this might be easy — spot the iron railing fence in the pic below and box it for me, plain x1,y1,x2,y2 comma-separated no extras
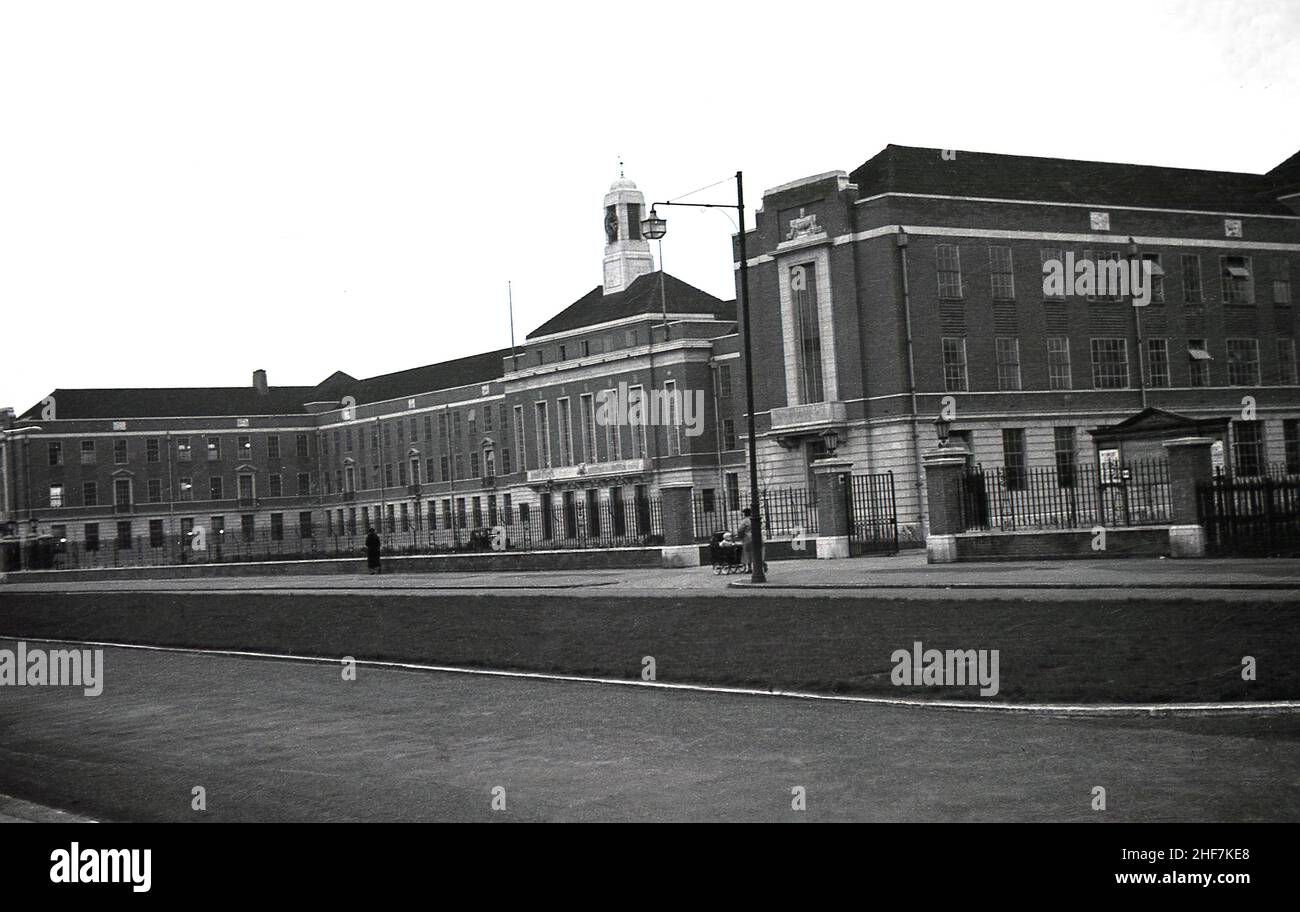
692,487,818,543
1198,473,1300,556
961,459,1171,531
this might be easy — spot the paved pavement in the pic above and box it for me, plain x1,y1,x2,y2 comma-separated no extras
3,554,1299,600
1,644,1295,822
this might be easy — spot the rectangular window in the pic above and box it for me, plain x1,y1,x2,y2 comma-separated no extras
995,338,1021,391
176,437,191,461
501,448,511,474
149,519,165,549
1221,256,1254,305
48,441,62,466
512,406,527,470
296,434,309,458
241,514,255,542
267,435,281,459
114,438,128,464
385,464,394,487
718,363,733,397
1278,338,1298,385
85,523,99,551
178,478,192,502
664,380,683,457
1041,248,1065,301
297,473,310,496
503,494,513,525
1273,258,1292,304
989,246,1015,300
1146,338,1170,388
791,263,825,403
1090,338,1129,389
628,386,648,459
1232,421,1265,477
83,481,98,506
442,499,452,530
209,477,223,500
942,338,968,392
146,438,159,463
148,478,162,503
49,483,64,508
271,513,284,541
237,435,252,458
439,456,449,482
534,402,552,469
1284,419,1300,474
1188,339,1211,387
469,451,480,477
1002,428,1027,491
114,478,132,509
579,393,597,463
117,521,132,549
1182,254,1202,304
1141,253,1165,304
472,497,482,527
80,440,96,464
603,390,623,461
453,455,463,480
723,419,737,451
1226,338,1260,386
299,511,313,539
1047,337,1072,390
556,398,573,466
269,474,282,497
1053,427,1077,488
937,244,963,299
206,436,220,460
725,472,741,511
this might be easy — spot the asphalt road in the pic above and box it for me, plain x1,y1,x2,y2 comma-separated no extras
1,642,1296,822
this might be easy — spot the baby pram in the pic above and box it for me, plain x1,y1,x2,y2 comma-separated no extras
709,531,745,575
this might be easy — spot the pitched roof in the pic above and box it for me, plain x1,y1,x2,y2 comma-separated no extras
526,271,736,339
849,144,1296,216
19,386,317,420
337,348,513,405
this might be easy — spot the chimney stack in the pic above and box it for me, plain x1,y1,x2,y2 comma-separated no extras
253,369,268,395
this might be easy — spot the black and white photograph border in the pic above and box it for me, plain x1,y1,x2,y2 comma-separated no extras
0,0,1297,853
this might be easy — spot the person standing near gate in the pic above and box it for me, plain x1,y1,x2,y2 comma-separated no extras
365,527,382,575
735,508,755,573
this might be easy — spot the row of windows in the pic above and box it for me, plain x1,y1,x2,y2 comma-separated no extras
62,513,316,550
322,494,527,536
48,473,313,508
934,245,1292,306
534,330,642,367
942,336,1298,392
323,407,502,458
322,447,514,495
47,434,311,467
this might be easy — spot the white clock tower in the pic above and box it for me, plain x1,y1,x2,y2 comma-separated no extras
602,176,655,295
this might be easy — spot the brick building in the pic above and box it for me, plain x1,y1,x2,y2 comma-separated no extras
4,147,1300,553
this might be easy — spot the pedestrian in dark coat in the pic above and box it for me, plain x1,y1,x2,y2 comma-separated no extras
365,528,381,574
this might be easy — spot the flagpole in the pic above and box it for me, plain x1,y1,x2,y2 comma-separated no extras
508,281,518,371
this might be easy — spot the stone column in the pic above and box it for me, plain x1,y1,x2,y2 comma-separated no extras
812,458,854,559
659,483,699,567
1162,436,1214,558
922,447,971,564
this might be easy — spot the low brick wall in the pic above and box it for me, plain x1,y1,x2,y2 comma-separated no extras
5,547,663,583
952,526,1172,561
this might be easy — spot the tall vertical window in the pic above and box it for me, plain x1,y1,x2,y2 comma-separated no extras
942,337,968,392
1271,258,1291,304
114,439,128,464
936,244,963,299
1188,340,1211,387
723,419,737,451
1278,338,1298,385
995,338,1021,391
664,380,682,456
1226,339,1260,386
603,389,623,461
1041,248,1065,301
296,434,309,458
1141,254,1165,304
81,440,96,464
534,402,551,469
989,246,1015,300
628,386,648,458
49,484,64,508
1146,338,1170,388
1002,429,1027,491
718,363,733,397
556,398,573,466
1232,421,1265,477
115,478,132,509
1284,419,1300,474
207,436,221,460
1090,338,1129,389
1047,337,1072,390
790,264,824,403
1053,427,1077,488
48,441,62,465
148,479,162,503
725,473,740,511
83,481,98,506
512,406,527,470
237,435,252,457
146,438,159,463
1221,256,1254,305
267,435,281,459
579,393,597,463
1181,254,1202,304
209,477,223,500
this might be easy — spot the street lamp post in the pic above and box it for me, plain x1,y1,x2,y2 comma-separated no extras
642,171,766,583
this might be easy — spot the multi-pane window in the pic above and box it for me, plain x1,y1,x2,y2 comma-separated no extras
210,477,223,500
114,478,132,509
438,456,449,482
723,419,737,451
1002,428,1027,491
207,436,221,460
1087,250,1124,302
297,473,310,495
1141,254,1164,304
48,441,62,466
1047,337,1072,390
628,386,648,458
1279,338,1298,385
791,263,824,403
1053,427,1077,488
84,523,99,551
453,455,464,480
718,363,733,397
176,437,191,461
114,439,128,464
534,402,551,469
81,440,96,464
1090,338,1129,389
269,474,282,497
725,473,741,511
267,435,281,459
942,337,968,392
1226,339,1260,386
237,435,252,458
1146,339,1170,388
579,393,597,463
1232,421,1265,477
149,519,165,549
664,381,682,457
989,246,1015,300
1272,258,1292,304
49,484,64,508
1188,339,1211,387
117,521,132,549
1221,256,1254,305
1041,248,1065,300
83,481,98,506
299,512,313,539
178,478,193,501
936,245,963,299
501,449,511,474
512,406,527,470
146,438,159,463
557,398,573,466
148,479,162,503
1284,419,1300,474
603,389,623,461
995,338,1021,391
469,452,480,477
296,434,309,458
271,513,284,541
1181,254,1202,304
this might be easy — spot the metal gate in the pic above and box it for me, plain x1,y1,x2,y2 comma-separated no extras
1198,474,1300,556
847,471,898,556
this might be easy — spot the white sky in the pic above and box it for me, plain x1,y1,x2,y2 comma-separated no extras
2,0,1298,414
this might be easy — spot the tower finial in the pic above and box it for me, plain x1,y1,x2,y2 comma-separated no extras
618,155,624,179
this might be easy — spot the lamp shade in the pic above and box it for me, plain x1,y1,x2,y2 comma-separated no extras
934,415,952,447
641,207,667,240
